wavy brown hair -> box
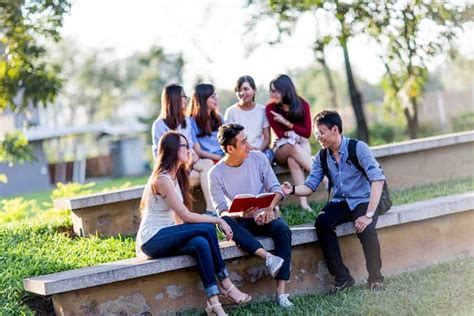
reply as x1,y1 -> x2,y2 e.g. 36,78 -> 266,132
189,83 -> 222,137
140,131 -> 192,216
160,84 -> 186,130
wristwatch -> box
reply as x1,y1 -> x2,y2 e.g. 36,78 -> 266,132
366,210 -> 376,218
291,184 -> 295,195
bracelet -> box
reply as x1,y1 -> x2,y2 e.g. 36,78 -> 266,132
291,184 -> 295,195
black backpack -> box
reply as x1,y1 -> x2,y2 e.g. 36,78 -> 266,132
320,138 -> 392,215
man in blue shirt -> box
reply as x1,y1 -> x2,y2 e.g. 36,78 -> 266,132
282,110 -> 385,294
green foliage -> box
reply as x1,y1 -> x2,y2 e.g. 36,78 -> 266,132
451,112 -> 474,133
50,181 -> 96,200
0,131 -> 34,166
0,222 -> 136,314
0,0 -> 70,180
0,0 -> 71,112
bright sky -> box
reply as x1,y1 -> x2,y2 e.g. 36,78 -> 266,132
61,0 -> 473,91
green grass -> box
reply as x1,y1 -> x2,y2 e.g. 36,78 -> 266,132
226,257 -> 474,315
0,222 -> 136,315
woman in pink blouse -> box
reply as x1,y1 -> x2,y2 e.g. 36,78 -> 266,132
266,74 -> 313,212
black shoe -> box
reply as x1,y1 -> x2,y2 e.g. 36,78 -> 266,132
328,278 -> 355,295
369,281 -> 385,293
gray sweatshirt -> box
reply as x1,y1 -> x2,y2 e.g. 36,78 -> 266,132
208,151 -> 284,214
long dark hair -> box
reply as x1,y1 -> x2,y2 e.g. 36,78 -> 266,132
160,84 -> 186,130
189,83 -> 222,137
234,75 -> 257,101
270,74 -> 304,122
140,131 -> 192,216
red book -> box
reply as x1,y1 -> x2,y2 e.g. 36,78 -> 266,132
228,192 -> 276,213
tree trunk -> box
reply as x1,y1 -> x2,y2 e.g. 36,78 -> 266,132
317,55 -> 339,108
341,38 -> 370,142
404,97 -> 419,139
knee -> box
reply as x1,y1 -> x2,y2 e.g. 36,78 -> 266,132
315,212 -> 330,230
272,220 -> 292,239
190,236 -> 210,252
287,156 -> 298,169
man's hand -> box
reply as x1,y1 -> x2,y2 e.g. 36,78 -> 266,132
243,207 -> 258,218
355,215 -> 373,233
281,182 -> 293,195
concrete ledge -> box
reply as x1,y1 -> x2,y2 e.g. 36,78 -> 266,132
25,191 -> 474,296
54,185 -> 145,210
371,130 -> 474,157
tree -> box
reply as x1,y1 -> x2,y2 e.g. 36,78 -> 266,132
0,0 -> 71,176
368,1 -> 468,138
249,0 -> 371,142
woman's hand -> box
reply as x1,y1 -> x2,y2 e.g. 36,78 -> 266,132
270,110 -> 292,128
218,219 -> 233,241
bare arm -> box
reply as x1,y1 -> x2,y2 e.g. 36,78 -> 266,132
192,142 -> 222,161
366,180 -> 384,214
281,182 -> 313,196
154,176 -> 233,240
258,127 -> 271,151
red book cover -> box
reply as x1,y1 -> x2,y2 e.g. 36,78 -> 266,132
228,192 -> 276,213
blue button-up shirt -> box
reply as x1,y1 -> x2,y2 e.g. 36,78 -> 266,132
304,136 -> 386,211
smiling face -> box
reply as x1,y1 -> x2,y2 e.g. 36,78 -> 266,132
315,124 -> 339,149
269,83 -> 282,104
227,131 -> 251,159
236,81 -> 256,104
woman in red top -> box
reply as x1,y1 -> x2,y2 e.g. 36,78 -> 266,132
266,74 -> 313,212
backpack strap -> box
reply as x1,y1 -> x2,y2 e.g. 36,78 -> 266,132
347,139 -> 370,183
319,148 -> 332,201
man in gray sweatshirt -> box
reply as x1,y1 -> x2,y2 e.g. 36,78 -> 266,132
208,123 -> 293,308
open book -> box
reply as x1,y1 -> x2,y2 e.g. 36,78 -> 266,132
228,192 -> 276,213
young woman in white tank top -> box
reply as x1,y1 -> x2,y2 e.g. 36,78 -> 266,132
136,131 -> 251,315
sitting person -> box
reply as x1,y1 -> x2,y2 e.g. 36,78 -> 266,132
137,131 -> 251,316
282,110 -> 386,294
225,75 -> 272,162
208,123 -> 294,308
152,83 -> 216,215
266,74 -> 313,212
189,83 -> 225,163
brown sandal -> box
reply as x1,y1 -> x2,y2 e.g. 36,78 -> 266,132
219,284 -> 252,305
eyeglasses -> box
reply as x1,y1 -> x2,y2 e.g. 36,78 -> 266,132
179,143 -> 190,149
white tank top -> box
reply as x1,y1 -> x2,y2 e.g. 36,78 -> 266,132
136,173 -> 183,256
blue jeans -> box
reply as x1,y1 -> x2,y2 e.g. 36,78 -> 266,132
222,216 -> 292,280
141,223 -> 229,298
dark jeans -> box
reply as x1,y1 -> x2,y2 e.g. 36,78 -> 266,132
141,223 -> 229,298
222,216 -> 292,280
314,201 -> 384,284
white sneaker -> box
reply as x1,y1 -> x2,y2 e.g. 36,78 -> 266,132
265,255 -> 284,278
277,293 -> 294,308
